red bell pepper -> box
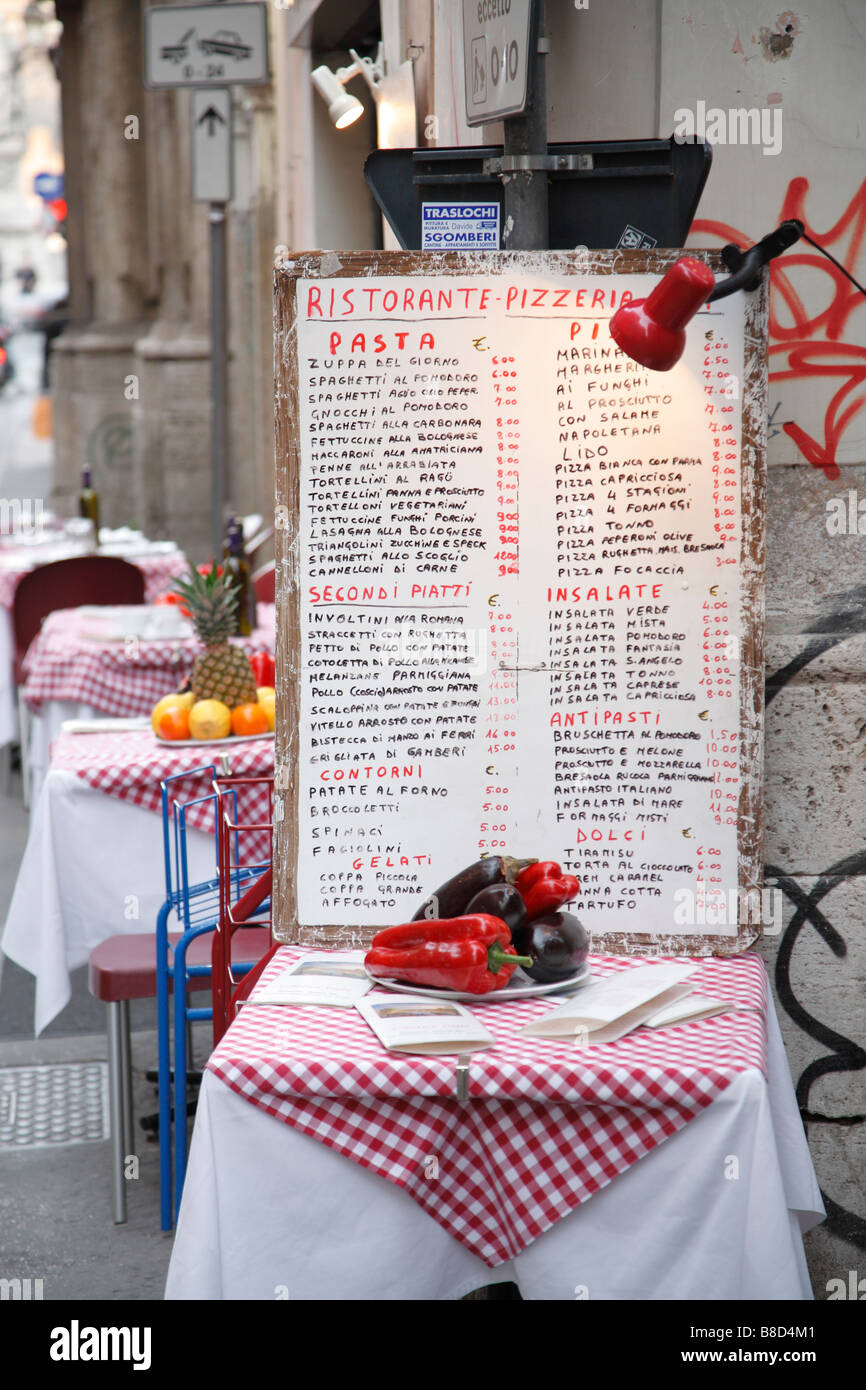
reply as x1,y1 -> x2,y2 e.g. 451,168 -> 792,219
365,915 -> 532,995
153,592 -> 190,617
516,861 -> 580,920
250,651 -> 275,688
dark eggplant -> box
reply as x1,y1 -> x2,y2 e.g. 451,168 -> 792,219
465,882 -> 527,936
411,855 -> 536,922
511,909 -> 589,983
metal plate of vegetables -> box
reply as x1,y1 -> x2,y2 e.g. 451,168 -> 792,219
363,961 -> 591,1004
363,855 -> 592,1002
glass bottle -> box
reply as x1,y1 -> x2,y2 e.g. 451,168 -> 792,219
79,468 -> 100,534
223,518 -> 256,636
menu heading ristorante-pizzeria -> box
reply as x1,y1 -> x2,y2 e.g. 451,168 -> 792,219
294,270 -> 747,938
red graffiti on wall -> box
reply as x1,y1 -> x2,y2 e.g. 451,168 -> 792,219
693,178 -> 866,481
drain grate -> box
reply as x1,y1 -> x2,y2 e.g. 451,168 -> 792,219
0,1062 -> 109,1149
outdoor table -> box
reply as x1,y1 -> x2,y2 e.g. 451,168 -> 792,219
0,726 -> 275,1034
165,946 -> 824,1301
20,603 -> 275,804
0,540 -> 190,749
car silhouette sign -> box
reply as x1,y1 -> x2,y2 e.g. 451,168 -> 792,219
144,3 -> 268,88
200,30 -> 252,59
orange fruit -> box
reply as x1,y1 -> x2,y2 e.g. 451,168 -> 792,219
189,699 -> 232,740
231,703 -> 269,737
151,691 -> 193,733
157,706 -> 191,740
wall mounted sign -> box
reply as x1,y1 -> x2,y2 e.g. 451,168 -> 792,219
421,202 -> 501,250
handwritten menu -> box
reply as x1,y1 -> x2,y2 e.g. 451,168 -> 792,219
286,259 -> 761,947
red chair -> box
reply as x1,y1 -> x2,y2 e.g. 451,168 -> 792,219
12,555 -> 146,682
12,555 -> 146,806
252,561 -> 274,604
212,775 -> 274,1046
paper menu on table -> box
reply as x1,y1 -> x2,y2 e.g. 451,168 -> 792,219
519,963 -> 698,1045
247,952 -> 373,1008
61,718 -> 153,734
357,994 -> 496,1056
643,994 -> 728,1029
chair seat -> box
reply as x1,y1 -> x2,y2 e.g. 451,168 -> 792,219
89,928 -> 272,1003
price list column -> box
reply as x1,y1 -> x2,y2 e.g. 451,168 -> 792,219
478,352 -> 521,857
698,323 -> 742,912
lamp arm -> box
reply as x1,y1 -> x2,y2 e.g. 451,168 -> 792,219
339,43 -> 384,97
706,219 -> 804,302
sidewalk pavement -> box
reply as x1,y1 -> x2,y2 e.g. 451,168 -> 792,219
0,1029 -> 179,1300
0,766 -> 199,1301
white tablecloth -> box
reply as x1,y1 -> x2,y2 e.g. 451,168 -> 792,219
0,767 -> 213,1033
28,701 -> 100,808
165,998 -> 824,1301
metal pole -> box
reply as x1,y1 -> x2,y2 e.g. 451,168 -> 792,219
210,201 -> 228,558
502,0 -> 548,251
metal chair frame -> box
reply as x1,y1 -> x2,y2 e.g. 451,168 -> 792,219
157,767 -> 272,1227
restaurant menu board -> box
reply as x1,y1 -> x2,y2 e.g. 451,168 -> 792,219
274,251 -> 767,954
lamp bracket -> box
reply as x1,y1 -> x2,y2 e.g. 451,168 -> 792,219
336,43 -> 385,96
707,219 -> 804,302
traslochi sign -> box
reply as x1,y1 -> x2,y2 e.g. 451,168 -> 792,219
462,0 -> 533,125
144,2 -> 269,89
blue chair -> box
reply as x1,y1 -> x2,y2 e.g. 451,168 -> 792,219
156,767 -> 270,1229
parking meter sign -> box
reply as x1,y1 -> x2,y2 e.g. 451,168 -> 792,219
462,0 -> 533,125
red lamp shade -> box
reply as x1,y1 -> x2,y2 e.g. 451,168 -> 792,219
609,256 -> 716,371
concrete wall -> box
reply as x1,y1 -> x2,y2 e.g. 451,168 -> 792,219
421,0 -> 866,1298
660,0 -> 866,1296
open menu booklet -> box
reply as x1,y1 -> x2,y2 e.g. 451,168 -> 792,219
248,954 -> 495,1052
247,952 -> 374,1009
519,962 -> 727,1045
356,994 -> 495,1056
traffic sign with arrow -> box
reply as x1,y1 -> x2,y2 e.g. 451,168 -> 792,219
192,88 -> 232,202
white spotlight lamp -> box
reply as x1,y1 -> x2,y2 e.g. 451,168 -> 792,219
311,65 -> 364,129
311,45 -> 384,131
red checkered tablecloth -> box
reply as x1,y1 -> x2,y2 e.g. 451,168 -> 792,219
50,726 -> 274,836
0,548 -> 190,609
135,552 -> 193,603
207,947 -> 768,1267
22,605 -> 275,716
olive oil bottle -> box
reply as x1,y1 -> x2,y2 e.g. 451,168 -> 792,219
79,468 -> 100,533
223,516 -> 257,636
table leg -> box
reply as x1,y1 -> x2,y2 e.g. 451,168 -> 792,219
106,1001 -> 128,1225
119,999 -> 134,1161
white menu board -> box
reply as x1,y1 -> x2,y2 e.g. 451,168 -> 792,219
275,251 -> 767,954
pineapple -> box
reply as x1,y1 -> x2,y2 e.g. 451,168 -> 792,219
173,564 -> 258,707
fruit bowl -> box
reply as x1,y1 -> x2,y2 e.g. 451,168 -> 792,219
152,691 -> 275,742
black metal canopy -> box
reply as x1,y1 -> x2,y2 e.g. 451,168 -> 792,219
365,137 -> 712,252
